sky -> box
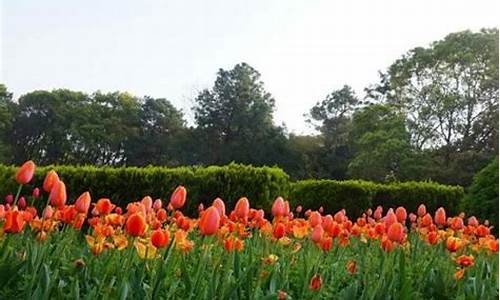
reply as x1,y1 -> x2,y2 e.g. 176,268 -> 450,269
1,0 -> 498,134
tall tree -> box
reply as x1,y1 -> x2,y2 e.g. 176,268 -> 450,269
193,63 -> 290,167
368,28 -> 498,157
307,85 -> 360,179
0,84 -> 15,162
127,97 -> 185,166
347,104 -> 419,181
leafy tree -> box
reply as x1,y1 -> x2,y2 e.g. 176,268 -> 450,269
347,104 -> 418,181
193,63 -> 290,167
0,84 -> 15,162
127,97 -> 185,166
307,85 -> 360,179
369,28 -> 498,156
462,157 -> 499,230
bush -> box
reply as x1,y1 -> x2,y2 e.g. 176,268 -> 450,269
290,179 -> 464,217
0,163 -> 290,216
0,163 -> 465,218
462,157 -> 499,230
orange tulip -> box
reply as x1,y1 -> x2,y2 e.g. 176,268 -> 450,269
271,197 -> 286,218
434,207 -> 447,226
420,213 -> 433,227
15,160 -> 36,185
151,229 -> 170,248
95,198 -> 114,215
387,222 -> 405,243
43,170 -> 60,193
309,274 -> 322,291
75,192 -> 91,214
49,180 -> 67,208
212,197 -> 226,216
310,224 -> 324,243
169,186 -> 187,209
381,237 -> 395,252
321,236 -> 333,251
417,204 -> 426,217
309,211 -> 322,227
346,260 -> 357,274
125,213 -> 147,237
455,255 -> 474,267
487,239 -> 499,252
427,231 -> 439,245
454,268 -> 465,280
395,207 -> 407,223
475,225 -> 490,237
234,197 -> 250,219
3,210 -> 26,233
199,206 -> 220,236
446,236 -> 463,252
384,209 -> 397,228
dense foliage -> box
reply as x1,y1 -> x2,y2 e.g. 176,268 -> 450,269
462,157 -> 499,231
0,29 -> 497,187
290,180 -> 464,218
0,162 -> 497,299
0,164 -> 289,216
0,164 -> 465,218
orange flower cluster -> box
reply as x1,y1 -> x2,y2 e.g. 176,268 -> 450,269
1,160 -> 498,274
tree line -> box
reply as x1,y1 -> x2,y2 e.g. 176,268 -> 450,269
0,28 -> 497,187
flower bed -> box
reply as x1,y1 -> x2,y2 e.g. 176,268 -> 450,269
0,161 -> 498,299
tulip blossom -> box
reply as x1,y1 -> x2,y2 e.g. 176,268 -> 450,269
199,206 -> 220,236
169,186 -> 187,209
15,160 -> 36,185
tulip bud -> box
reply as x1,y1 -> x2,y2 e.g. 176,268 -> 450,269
153,199 -> 162,210
18,196 -> 27,209
32,187 -> 40,199
5,194 -> 13,204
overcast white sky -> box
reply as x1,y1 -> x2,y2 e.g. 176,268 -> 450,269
1,0 -> 498,134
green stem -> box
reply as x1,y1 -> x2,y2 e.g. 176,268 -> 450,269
12,184 -> 23,207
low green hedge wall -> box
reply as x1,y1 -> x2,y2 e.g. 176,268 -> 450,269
0,163 -> 290,216
0,164 -> 465,217
289,180 -> 464,218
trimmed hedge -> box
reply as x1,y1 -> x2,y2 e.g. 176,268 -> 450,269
289,180 -> 464,218
0,163 -> 290,216
0,164 -> 465,217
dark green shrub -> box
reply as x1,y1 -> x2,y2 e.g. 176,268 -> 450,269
461,157 -> 499,229
0,163 -> 290,216
290,179 -> 464,217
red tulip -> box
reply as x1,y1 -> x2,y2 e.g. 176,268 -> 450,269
273,222 -> 286,239
5,194 -> 13,204
199,206 -> 220,236
153,199 -> 162,210
32,188 -> 40,199
309,274 -> 322,291
18,197 -> 26,209
43,170 -> 59,193
15,160 -> 36,185
169,186 -> 187,209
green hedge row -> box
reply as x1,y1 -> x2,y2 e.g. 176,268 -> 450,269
289,180 -> 464,218
0,164 -> 290,215
0,164 -> 464,217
